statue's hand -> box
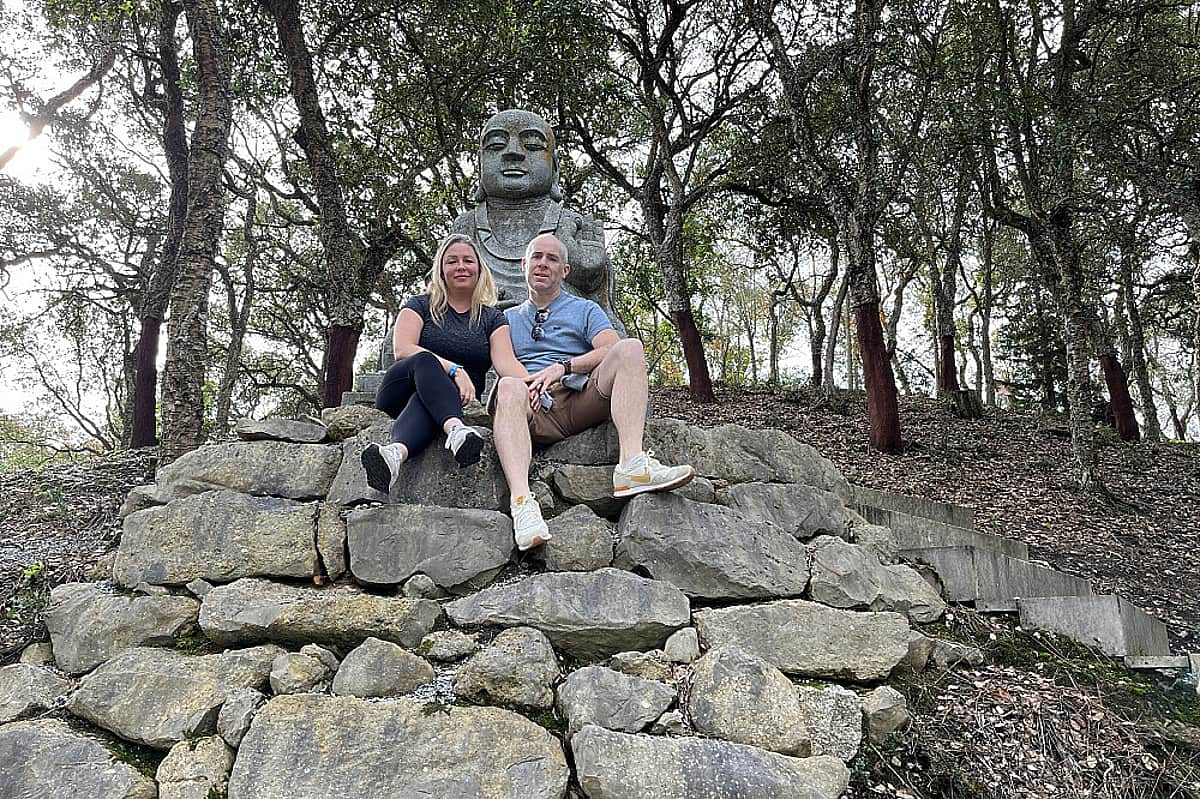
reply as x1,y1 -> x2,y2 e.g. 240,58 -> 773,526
562,213 -> 607,293
575,214 -> 607,267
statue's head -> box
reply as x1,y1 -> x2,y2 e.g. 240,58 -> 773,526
476,109 -> 562,202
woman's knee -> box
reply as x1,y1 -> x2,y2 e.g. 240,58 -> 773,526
408,350 -> 442,372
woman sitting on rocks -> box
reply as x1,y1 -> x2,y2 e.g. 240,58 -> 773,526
362,233 -> 525,493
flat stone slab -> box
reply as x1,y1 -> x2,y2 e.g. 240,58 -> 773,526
616,494 -> 810,600
199,577 -> 441,649
851,485 -> 975,528
226,695 -> 568,798
114,490 -> 322,587
153,441 -> 341,502
721,482 -> 851,539
556,665 -> 677,738
1018,595 -> 1171,657
908,546 -> 1090,602
0,664 -> 70,724
45,582 -> 199,673
347,504 -> 512,592
67,646 -> 277,749
0,719 -> 157,799
572,726 -> 850,799
446,568 -> 691,660
235,417 -> 327,443
694,600 -> 910,681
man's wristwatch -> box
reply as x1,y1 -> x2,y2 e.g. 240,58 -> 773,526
558,358 -> 573,375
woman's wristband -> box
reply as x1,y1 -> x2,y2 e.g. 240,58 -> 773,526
448,364 -> 461,379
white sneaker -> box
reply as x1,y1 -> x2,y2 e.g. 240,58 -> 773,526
445,424 -> 486,467
612,450 -> 696,498
362,442 -> 405,494
510,494 -> 551,551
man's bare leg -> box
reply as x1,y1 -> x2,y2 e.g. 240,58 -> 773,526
492,376 -> 535,499
591,337 -> 648,463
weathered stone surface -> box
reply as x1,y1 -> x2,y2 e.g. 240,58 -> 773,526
214,644 -> 285,690
402,573 -> 446,599
226,694 -> 569,798
300,643 -> 340,671
67,647 -> 274,749
557,665 -> 676,737
217,688 -> 266,748
688,645 -> 810,756
645,418 -> 852,497
930,638 -> 985,669
347,503 -> 512,592
236,417 -> 326,443
550,464 -> 626,517
118,484 -> 158,519
675,475 -> 717,504
807,536 -> 947,623
269,652 -> 332,694
849,518 -> 900,564
45,582 -> 199,673
541,422 -> 619,465
664,628 -> 700,663
420,630 -> 479,661
114,490 -> 321,587
199,577 -> 441,649
185,578 -> 214,598
18,641 -> 53,664
454,627 -> 560,710
903,631 -> 935,673
316,502 -> 347,580
332,637 -> 435,697
0,663 -> 69,723
863,685 -> 909,741
609,650 -> 672,682
538,504 -> 614,572
795,684 -> 862,761
321,404 -> 389,441
651,709 -> 688,735
446,568 -> 690,660
154,441 -> 341,502
694,600 -> 910,681
572,726 -> 850,799
0,719 -> 157,799
157,736 -> 235,799
722,482 -> 850,538
616,494 -> 810,600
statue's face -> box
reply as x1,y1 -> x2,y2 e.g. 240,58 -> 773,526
479,110 -> 556,200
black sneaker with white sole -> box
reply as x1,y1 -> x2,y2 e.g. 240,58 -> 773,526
361,442 -> 403,493
445,424 -> 485,467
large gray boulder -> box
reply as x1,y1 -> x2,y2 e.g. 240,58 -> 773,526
453,627 -> 561,710
0,663 -> 70,723
153,441 -> 341,502
44,582 -> 199,672
327,420 -> 507,508
347,504 -> 512,592
863,685 -> 909,742
226,695 -> 569,798
688,645 -> 810,756
332,637 -> 435,697
556,665 -> 677,738
157,736 -> 235,799
445,568 -> 690,660
541,422 -> 619,465
549,464 -> 626,517
114,490 -> 322,587
269,652 -> 332,695
616,494 -> 810,600
320,405 -> 389,441
645,418 -> 851,497
694,600 -> 910,681
571,726 -> 850,799
539,503 -> 615,572
807,535 -> 947,623
0,719 -> 157,799
67,647 -> 275,749
235,417 -> 326,443
198,577 -> 441,649
794,684 -> 862,761
721,482 -> 851,539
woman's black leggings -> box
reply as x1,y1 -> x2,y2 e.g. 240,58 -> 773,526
374,351 -> 462,454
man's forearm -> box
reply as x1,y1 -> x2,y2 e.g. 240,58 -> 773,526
564,342 -> 615,375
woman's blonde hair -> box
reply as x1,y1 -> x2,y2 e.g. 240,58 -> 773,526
426,233 -> 497,326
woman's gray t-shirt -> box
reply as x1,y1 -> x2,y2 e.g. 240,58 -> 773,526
402,294 -> 506,393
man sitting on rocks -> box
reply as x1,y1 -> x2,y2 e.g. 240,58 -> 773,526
492,232 -> 696,551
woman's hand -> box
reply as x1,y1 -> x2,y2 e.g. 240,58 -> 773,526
453,367 -> 476,405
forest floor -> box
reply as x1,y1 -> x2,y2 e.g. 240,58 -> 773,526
1,386 -> 1198,796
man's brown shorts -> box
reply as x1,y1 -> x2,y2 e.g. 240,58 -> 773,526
487,376 -> 612,448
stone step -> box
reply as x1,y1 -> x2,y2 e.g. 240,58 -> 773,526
906,545 -> 1091,603
850,486 -> 975,529
1017,595 -> 1172,658
356,371 -> 386,394
340,391 -> 376,407
860,505 -> 1029,561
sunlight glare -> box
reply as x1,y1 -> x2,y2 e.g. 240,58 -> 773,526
0,109 -> 52,182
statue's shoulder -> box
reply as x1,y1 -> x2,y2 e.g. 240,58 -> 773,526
450,207 -> 475,233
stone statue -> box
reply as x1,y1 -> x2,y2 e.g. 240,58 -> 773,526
452,109 -> 621,327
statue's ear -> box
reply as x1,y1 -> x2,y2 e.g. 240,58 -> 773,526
549,152 -> 563,202
474,181 -> 486,203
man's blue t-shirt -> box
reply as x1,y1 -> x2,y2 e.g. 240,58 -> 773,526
506,292 -> 614,371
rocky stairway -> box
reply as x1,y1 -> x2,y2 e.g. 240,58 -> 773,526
0,409 -> 1185,799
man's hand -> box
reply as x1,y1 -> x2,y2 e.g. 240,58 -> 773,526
524,362 -> 567,411
453,368 -> 476,405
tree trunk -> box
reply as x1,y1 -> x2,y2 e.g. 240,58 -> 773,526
159,0 -> 232,463
214,191 -> 259,433
809,237 -> 839,388
824,268 -> 850,397
936,154 -> 970,393
1117,247 -> 1160,440
980,219 -> 996,405
130,0 -> 189,449
262,0 -> 368,408
846,221 -> 901,452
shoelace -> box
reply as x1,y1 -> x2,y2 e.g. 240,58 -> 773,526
513,496 -> 540,525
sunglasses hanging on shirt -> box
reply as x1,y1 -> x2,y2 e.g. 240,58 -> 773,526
531,307 -> 550,341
